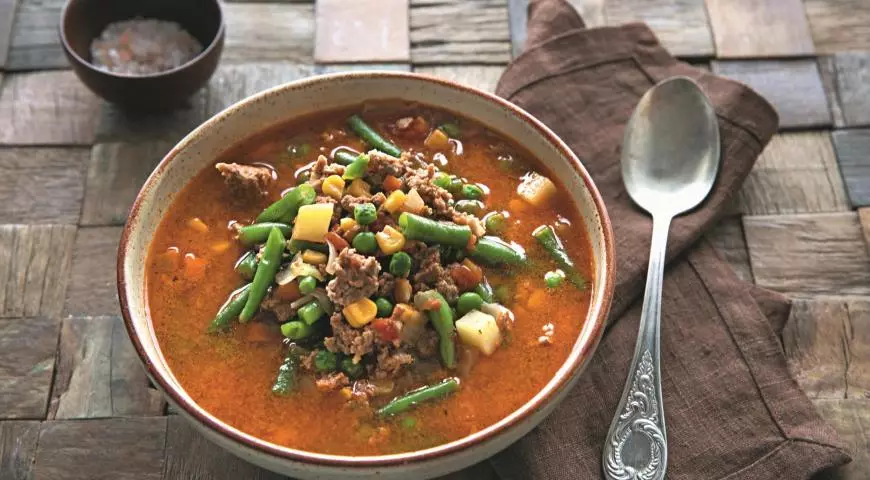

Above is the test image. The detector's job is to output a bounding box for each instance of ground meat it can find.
[339,194,369,213]
[371,192,386,207]
[403,164,453,217]
[415,328,439,359]
[391,116,429,139]
[367,150,410,184]
[373,348,414,380]
[411,247,459,303]
[369,211,397,233]
[378,273,396,297]
[215,162,273,198]
[453,211,486,238]
[309,155,345,190]
[403,240,427,257]
[325,313,376,362]
[300,351,317,371]
[260,292,294,322]
[326,248,381,306]
[315,372,350,392]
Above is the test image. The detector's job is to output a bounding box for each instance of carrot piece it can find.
[187,217,209,233]
[383,175,402,192]
[450,265,478,292]
[325,231,349,251]
[154,247,181,273]
[182,253,207,282]
[461,258,483,285]
[274,281,302,302]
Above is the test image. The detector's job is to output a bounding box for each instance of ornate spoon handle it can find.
[603,214,670,480]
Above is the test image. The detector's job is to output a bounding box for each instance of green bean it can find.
[470,236,526,266]
[298,275,317,295]
[281,320,314,340]
[354,203,377,225]
[389,252,412,277]
[352,231,377,254]
[461,184,484,200]
[375,297,394,317]
[414,290,456,369]
[238,223,292,246]
[432,172,451,190]
[457,292,483,316]
[240,227,285,322]
[483,211,508,235]
[271,354,298,396]
[256,183,315,224]
[342,153,370,180]
[207,283,252,333]
[454,200,484,216]
[438,123,461,138]
[533,225,586,289]
[445,176,463,195]
[545,269,566,288]
[473,280,494,303]
[234,251,258,280]
[314,350,338,372]
[376,377,460,416]
[298,301,324,325]
[399,213,472,249]
[340,357,365,379]
[288,239,329,254]
[333,150,358,166]
[347,115,402,157]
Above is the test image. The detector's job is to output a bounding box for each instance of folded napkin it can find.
[488,1,852,478]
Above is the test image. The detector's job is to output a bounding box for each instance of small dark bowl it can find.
[60,0,225,110]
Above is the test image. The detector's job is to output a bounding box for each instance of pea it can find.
[340,357,365,379]
[375,297,394,317]
[457,292,484,316]
[446,176,463,195]
[433,172,451,190]
[298,275,317,295]
[545,270,566,289]
[454,199,485,216]
[389,252,412,277]
[354,203,377,226]
[484,211,508,235]
[461,184,484,200]
[401,416,418,429]
[314,350,338,372]
[352,232,377,254]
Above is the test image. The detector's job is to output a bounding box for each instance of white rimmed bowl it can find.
[118,71,614,479]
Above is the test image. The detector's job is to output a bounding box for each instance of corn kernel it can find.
[376,226,406,255]
[340,217,358,232]
[339,387,353,400]
[347,178,371,197]
[187,217,209,233]
[322,175,345,200]
[343,298,378,328]
[383,190,407,214]
[302,249,328,265]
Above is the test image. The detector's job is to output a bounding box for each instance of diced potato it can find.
[376,226,406,255]
[343,298,378,328]
[395,303,426,342]
[424,128,450,150]
[517,172,557,207]
[187,217,209,233]
[383,190,406,214]
[403,188,426,214]
[347,178,371,197]
[292,203,333,242]
[455,310,502,355]
[210,241,231,253]
[302,249,328,265]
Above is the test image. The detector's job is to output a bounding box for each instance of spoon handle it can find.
[603,214,670,480]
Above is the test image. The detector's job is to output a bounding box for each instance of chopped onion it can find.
[310,288,334,315]
[276,253,324,285]
[481,303,515,331]
[325,238,340,275]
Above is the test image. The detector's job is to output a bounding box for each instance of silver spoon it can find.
[602,76,720,480]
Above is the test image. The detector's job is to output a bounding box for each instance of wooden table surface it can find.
[0,0,868,478]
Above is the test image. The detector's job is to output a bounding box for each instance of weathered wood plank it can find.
[33,418,167,480]
[846,300,870,399]
[0,317,60,419]
[206,63,317,117]
[704,217,753,283]
[410,0,511,65]
[830,53,870,128]
[818,56,847,128]
[0,71,101,146]
[605,0,714,58]
[736,132,849,215]
[163,415,286,480]
[63,227,123,317]
[222,3,314,63]
[507,0,527,57]
[0,421,40,479]
[0,225,76,319]
[81,140,173,226]
[414,66,505,94]
[317,64,411,74]
[803,0,870,53]
[860,208,870,250]
[6,0,66,70]
[567,0,605,27]
[812,399,870,480]
[831,129,870,208]
[0,148,88,224]
[94,91,207,143]
[782,299,850,399]
[315,0,409,63]
[0,0,18,68]
[712,60,831,130]
[704,0,815,58]
[744,213,870,297]
[51,316,164,419]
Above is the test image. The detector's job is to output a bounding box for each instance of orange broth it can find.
[146,103,594,455]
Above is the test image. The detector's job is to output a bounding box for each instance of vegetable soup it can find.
[146,102,594,455]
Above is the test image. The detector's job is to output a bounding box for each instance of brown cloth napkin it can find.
[487,1,852,479]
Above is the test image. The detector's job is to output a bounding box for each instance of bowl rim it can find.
[59,0,226,80]
[117,71,615,468]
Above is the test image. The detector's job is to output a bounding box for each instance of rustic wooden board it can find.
[846,300,870,399]
[222,3,314,63]
[818,56,847,128]
[803,0,870,53]
[782,299,850,398]
[206,63,317,117]
[605,0,714,58]
[163,416,286,480]
[51,316,164,419]
[705,0,814,58]
[506,0,527,57]
[711,60,832,130]
[410,0,511,65]
[736,132,849,215]
[567,0,605,27]
[5,0,66,70]
[0,421,40,479]
[81,140,174,226]
[317,64,411,74]
[831,129,870,208]
[32,418,167,480]
[860,208,870,249]
[829,53,870,128]
[94,92,208,143]
[812,399,870,480]
[63,227,123,317]
[0,225,76,319]
[414,66,505,94]
[0,0,18,68]
[0,317,60,419]
[315,0,409,63]
[0,148,88,224]
[0,71,101,146]
[744,213,870,297]
[705,217,753,283]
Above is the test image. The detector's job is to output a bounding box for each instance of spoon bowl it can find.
[621,77,720,216]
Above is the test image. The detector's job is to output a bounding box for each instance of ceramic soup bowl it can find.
[118,71,614,479]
